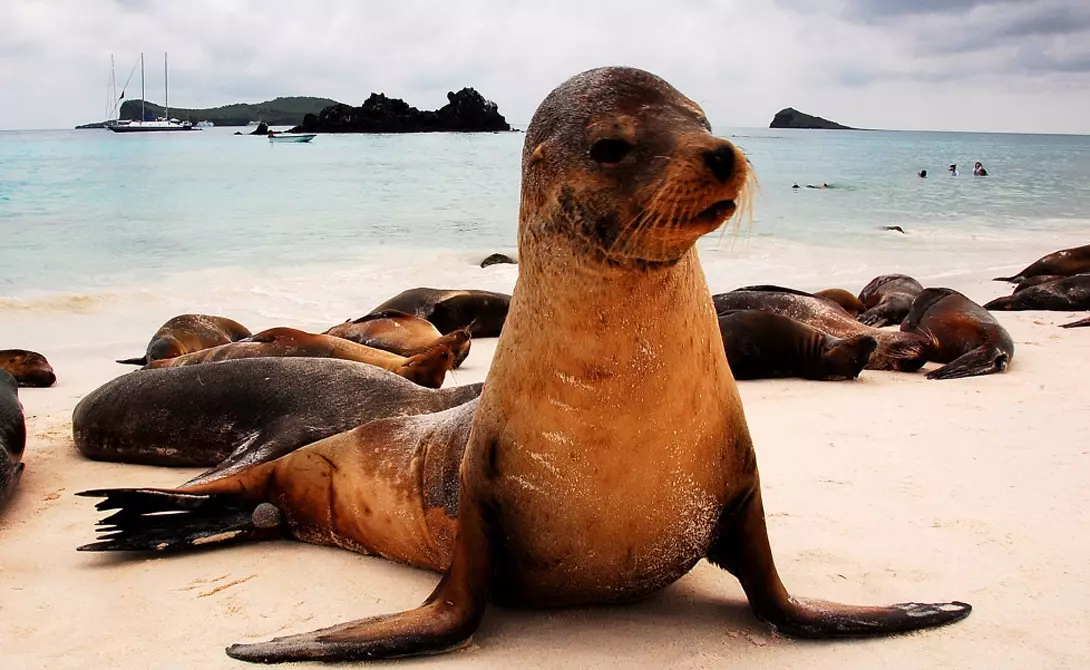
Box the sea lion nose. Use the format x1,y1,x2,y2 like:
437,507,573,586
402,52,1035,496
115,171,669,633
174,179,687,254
702,144,736,182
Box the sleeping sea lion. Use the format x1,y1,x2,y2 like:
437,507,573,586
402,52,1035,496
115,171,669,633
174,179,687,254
814,288,865,316
993,244,1090,283
0,371,26,511
1013,274,1063,293
857,274,924,327
0,349,56,388
712,287,930,371
371,288,511,338
145,326,453,389
79,66,969,663
901,288,1014,380
324,310,472,368
73,357,481,478
983,274,1090,312
117,314,251,366
718,310,876,380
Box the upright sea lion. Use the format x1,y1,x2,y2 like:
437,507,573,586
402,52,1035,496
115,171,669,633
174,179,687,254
856,274,924,327
0,371,26,511
713,287,930,371
901,288,1014,380
73,358,482,478
718,310,876,381
814,288,865,316
0,349,56,388
146,326,453,389
324,310,472,368
117,314,252,366
983,274,1090,312
80,66,969,663
993,243,1090,283
1013,274,1063,293
371,288,511,338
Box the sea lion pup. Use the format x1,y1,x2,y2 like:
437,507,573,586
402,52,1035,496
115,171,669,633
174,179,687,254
79,66,969,663
145,327,454,389
900,288,1014,380
1060,316,1090,328
371,288,511,338
856,274,924,327
713,287,930,371
1013,274,1063,293
993,243,1090,283
983,274,1090,312
73,357,482,477
718,310,876,381
116,314,251,366
814,288,865,316
0,371,27,511
0,349,56,388
324,310,472,368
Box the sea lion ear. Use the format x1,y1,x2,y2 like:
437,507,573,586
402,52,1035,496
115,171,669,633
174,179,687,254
528,141,548,166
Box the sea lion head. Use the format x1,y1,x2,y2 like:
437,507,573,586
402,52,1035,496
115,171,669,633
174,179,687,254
520,66,752,266
821,334,878,381
0,349,56,388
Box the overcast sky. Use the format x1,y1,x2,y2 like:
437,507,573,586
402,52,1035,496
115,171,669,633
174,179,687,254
2,0,1088,133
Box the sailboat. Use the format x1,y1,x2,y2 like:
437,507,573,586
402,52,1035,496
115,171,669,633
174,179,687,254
109,53,197,133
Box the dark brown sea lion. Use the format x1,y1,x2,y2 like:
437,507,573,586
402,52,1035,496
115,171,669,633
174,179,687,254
145,326,453,389
324,310,472,368
900,288,1014,380
814,288,865,316
1060,316,1090,328
713,287,930,371
116,314,252,366
984,274,1090,312
480,252,517,268
0,371,26,511
73,357,481,478
80,66,969,663
1013,274,1063,293
857,274,924,327
993,243,1090,283
0,349,56,388
371,288,511,338
718,310,876,380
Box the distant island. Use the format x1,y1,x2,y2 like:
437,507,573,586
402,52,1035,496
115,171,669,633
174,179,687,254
290,88,511,134
770,107,854,130
75,96,340,129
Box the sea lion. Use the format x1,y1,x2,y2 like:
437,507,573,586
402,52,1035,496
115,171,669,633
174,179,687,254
324,310,472,368
73,357,482,478
993,243,1090,283
1013,274,1063,293
0,349,56,388
1060,316,1090,328
718,310,876,381
900,288,1014,380
0,371,26,511
713,287,930,371
371,288,511,338
480,253,517,268
857,274,924,327
117,314,252,366
814,288,865,316
80,66,969,663
983,274,1090,312
145,326,453,389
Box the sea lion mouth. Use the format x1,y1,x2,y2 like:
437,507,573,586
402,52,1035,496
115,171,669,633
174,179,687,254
694,200,736,224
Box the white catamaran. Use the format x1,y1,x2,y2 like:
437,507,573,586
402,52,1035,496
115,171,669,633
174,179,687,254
109,53,197,133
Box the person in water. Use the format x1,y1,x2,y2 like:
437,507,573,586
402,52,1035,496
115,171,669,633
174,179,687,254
949,164,959,176
792,183,799,189
918,170,927,178
973,162,988,176
805,183,830,189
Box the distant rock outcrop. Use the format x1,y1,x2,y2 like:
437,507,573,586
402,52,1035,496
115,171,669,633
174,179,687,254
248,122,269,136
770,108,854,130
291,88,512,134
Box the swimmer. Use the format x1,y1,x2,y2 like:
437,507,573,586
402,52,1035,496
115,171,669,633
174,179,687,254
973,162,988,177
918,170,927,178
949,164,959,176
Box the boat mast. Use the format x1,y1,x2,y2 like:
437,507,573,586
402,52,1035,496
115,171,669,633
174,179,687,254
140,52,145,123
164,52,169,120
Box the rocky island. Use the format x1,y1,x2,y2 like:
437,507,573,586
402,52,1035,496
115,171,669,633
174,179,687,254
770,107,854,130
290,88,512,133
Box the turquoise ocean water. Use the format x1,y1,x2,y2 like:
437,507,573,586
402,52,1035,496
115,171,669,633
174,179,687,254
1,125,1088,349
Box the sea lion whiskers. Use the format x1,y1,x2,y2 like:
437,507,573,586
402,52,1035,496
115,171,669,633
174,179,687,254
611,179,679,256
716,164,758,250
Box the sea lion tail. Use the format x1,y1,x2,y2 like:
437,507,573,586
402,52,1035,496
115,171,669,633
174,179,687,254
115,356,148,366
75,488,282,553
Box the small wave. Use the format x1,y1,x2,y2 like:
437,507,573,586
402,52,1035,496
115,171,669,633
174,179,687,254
0,291,123,314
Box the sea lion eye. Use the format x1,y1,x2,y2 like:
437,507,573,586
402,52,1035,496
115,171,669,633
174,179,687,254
589,138,633,165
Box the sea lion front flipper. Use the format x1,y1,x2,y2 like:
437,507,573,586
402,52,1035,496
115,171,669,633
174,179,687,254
225,489,495,664
706,484,971,638
857,304,895,328
1060,316,1090,328
925,346,1010,380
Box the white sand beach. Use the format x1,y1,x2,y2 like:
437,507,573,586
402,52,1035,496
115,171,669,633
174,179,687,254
2,269,1089,669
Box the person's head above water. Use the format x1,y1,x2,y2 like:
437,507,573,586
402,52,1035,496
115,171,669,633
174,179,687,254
919,170,928,178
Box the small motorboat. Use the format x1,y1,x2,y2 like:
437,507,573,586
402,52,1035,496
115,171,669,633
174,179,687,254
268,131,316,143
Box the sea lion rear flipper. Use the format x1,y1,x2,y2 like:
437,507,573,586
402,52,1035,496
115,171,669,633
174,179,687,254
1060,317,1090,328
706,484,971,638
75,488,283,552
115,356,148,366
225,489,495,663
925,346,1010,381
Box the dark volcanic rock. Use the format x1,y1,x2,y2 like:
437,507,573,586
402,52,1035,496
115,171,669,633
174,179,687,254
292,88,512,134
248,122,269,136
770,107,853,130
480,253,517,268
